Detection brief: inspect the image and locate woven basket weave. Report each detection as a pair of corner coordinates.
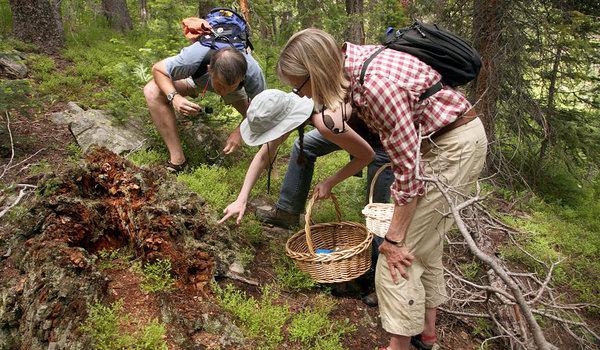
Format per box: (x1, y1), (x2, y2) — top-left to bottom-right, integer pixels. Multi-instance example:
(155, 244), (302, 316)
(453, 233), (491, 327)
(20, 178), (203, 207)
(361, 163), (394, 238)
(285, 193), (372, 283)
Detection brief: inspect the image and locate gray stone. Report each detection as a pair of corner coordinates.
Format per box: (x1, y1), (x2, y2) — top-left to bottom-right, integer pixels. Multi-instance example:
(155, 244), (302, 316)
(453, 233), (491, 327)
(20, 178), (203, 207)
(0, 53), (28, 79)
(228, 261), (245, 275)
(50, 102), (148, 155)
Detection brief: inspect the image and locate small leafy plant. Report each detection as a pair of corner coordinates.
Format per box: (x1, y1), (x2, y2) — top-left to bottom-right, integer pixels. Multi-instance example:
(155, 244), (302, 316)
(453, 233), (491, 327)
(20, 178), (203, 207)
(139, 259), (176, 293)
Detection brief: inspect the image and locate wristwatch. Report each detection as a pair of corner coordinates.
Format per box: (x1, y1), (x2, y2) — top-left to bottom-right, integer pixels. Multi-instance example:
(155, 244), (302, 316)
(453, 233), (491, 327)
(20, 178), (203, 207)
(384, 235), (405, 247)
(166, 90), (179, 103)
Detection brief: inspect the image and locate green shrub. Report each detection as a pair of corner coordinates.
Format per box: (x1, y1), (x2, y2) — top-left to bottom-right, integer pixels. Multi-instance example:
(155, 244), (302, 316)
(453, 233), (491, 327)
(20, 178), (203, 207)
(215, 284), (290, 350)
(139, 259), (175, 293)
(272, 243), (316, 292)
(289, 295), (355, 350)
(81, 300), (168, 350)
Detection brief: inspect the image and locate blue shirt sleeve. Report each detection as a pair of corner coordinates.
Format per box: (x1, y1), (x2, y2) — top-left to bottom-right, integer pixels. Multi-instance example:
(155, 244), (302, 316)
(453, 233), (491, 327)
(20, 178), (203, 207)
(243, 54), (266, 99)
(164, 42), (211, 81)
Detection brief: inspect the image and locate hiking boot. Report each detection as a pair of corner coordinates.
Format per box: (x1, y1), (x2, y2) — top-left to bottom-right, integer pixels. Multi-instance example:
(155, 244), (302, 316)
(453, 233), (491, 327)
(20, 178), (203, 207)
(411, 334), (437, 350)
(361, 291), (378, 307)
(256, 206), (300, 229)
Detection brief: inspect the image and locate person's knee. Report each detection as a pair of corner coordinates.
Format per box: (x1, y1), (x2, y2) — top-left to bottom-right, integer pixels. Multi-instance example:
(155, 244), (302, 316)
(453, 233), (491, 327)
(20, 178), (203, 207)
(143, 80), (164, 105)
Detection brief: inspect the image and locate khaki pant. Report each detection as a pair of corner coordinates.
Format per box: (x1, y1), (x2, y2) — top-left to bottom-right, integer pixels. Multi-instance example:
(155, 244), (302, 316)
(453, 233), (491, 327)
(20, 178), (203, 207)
(375, 118), (487, 336)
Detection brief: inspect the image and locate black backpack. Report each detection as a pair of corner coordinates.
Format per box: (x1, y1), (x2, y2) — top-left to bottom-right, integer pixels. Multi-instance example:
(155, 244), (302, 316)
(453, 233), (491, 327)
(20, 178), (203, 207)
(360, 20), (482, 100)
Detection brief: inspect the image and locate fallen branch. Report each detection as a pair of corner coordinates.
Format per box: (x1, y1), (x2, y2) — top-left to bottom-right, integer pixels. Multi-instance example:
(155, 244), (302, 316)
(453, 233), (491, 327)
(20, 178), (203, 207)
(0, 111), (15, 180)
(0, 188), (30, 218)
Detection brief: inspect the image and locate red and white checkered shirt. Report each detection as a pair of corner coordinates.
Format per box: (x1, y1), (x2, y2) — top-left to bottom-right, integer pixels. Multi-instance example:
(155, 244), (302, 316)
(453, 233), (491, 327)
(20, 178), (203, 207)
(343, 42), (471, 205)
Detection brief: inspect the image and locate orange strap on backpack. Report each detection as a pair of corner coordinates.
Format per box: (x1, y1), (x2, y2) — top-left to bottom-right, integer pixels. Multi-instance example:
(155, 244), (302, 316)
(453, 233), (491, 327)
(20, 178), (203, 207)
(181, 17), (212, 42)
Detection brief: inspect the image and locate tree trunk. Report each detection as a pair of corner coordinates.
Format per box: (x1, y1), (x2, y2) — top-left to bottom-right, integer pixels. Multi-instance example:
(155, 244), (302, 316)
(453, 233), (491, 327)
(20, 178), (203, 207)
(471, 0), (506, 172)
(539, 45), (562, 163)
(139, 0), (148, 23)
(239, 0), (250, 25)
(198, 0), (216, 17)
(344, 0), (365, 44)
(8, 0), (64, 54)
(101, 0), (133, 32)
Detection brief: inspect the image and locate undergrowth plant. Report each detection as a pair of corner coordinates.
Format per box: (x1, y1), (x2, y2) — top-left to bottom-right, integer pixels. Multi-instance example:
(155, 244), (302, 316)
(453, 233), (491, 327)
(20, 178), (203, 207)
(81, 300), (168, 350)
(215, 284), (290, 350)
(271, 242), (316, 292)
(138, 259), (176, 293)
(289, 294), (356, 349)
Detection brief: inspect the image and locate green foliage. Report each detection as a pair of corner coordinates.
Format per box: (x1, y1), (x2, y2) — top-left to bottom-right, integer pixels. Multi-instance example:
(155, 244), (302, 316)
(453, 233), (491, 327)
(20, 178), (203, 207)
(238, 214), (264, 246)
(127, 149), (164, 167)
(177, 164), (240, 211)
(27, 160), (52, 175)
(458, 261), (481, 281)
(272, 243), (316, 292)
(471, 317), (494, 339)
(97, 248), (135, 270)
(289, 295), (356, 350)
(81, 300), (168, 350)
(215, 284), (290, 349)
(0, 0), (11, 36)
(0, 79), (32, 112)
(139, 259), (176, 293)
(498, 194), (600, 305)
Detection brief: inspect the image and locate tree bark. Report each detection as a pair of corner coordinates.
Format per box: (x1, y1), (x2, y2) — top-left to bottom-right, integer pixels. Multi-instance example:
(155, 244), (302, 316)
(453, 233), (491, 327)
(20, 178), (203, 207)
(539, 45), (562, 162)
(471, 0), (506, 172)
(344, 0), (365, 44)
(239, 0), (250, 25)
(101, 0), (133, 32)
(198, 0), (216, 17)
(8, 0), (65, 54)
(139, 0), (148, 23)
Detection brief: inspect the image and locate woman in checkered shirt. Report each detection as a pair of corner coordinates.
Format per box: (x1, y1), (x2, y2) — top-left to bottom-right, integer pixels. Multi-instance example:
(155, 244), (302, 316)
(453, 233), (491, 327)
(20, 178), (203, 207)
(277, 28), (487, 350)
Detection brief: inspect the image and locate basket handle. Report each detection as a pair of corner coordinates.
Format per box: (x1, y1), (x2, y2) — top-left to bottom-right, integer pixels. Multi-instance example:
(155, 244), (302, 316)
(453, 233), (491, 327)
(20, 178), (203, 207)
(304, 192), (343, 256)
(368, 163), (392, 204)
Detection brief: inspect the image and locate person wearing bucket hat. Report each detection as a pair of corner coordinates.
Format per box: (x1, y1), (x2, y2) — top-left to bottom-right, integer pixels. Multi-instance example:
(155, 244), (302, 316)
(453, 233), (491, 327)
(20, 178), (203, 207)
(218, 89), (376, 225)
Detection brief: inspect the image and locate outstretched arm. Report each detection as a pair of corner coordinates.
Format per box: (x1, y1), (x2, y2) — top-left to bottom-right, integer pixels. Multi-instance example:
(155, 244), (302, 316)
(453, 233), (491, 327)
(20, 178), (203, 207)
(219, 134), (288, 224)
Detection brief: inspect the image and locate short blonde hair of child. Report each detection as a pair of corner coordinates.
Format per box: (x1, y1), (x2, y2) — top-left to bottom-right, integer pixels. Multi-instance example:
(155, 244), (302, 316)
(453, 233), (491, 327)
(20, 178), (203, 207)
(277, 28), (349, 109)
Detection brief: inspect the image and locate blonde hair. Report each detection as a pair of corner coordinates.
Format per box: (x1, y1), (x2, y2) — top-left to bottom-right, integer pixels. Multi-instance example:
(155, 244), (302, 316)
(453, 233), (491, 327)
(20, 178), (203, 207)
(277, 28), (349, 109)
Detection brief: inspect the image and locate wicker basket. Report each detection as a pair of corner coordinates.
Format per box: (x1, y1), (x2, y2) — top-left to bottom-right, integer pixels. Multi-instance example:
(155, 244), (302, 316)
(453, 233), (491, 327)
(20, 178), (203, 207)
(361, 163), (394, 238)
(285, 193), (372, 283)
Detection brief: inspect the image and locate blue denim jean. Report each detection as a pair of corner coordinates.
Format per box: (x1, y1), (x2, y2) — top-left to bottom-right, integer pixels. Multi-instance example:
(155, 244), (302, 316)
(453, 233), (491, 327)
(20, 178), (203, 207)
(276, 129), (393, 271)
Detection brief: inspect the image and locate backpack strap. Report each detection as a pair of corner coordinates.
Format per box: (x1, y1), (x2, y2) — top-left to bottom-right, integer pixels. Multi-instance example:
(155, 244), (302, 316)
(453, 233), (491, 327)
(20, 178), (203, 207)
(359, 46), (442, 102)
(359, 47), (386, 85)
(191, 49), (215, 80)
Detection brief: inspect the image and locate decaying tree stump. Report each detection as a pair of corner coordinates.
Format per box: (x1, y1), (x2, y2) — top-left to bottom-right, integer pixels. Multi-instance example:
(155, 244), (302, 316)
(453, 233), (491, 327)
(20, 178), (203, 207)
(0, 147), (243, 349)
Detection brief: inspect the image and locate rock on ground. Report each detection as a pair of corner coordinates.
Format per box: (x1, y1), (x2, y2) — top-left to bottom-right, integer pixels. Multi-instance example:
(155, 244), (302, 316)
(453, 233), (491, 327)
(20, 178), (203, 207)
(0, 52), (28, 79)
(49, 102), (149, 155)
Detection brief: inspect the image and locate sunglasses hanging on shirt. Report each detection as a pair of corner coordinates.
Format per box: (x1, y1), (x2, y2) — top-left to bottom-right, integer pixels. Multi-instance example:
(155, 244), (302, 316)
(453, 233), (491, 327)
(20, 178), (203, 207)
(322, 102), (348, 134)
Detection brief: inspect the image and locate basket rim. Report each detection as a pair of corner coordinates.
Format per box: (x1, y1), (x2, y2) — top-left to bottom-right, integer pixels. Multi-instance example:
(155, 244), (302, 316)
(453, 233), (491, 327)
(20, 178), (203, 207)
(285, 221), (371, 258)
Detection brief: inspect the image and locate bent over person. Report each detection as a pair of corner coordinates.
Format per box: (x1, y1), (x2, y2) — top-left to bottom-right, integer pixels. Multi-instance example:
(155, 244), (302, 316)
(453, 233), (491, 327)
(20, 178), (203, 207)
(277, 28), (487, 350)
(144, 17), (266, 172)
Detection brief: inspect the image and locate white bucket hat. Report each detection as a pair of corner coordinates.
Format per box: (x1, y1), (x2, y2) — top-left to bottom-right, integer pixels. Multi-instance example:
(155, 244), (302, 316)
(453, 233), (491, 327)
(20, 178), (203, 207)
(240, 89), (314, 146)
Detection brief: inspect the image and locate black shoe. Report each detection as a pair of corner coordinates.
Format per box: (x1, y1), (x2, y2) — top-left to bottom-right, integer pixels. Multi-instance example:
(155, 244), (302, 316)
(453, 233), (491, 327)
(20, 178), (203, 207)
(164, 160), (187, 173)
(410, 334), (436, 350)
(361, 291), (378, 307)
(256, 206), (300, 229)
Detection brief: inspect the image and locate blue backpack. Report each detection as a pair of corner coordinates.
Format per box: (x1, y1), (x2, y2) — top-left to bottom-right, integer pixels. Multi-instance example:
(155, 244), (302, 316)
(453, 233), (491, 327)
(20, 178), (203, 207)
(198, 8), (252, 51)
